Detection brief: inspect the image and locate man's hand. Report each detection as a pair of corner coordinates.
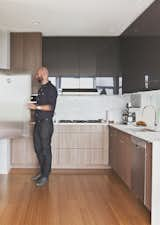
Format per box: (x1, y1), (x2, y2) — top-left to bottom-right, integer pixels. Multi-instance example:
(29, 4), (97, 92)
(27, 103), (37, 110)
(27, 103), (52, 111)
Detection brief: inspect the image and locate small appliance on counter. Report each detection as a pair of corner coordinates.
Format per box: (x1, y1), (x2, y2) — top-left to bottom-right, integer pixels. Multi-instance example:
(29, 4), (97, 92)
(122, 102), (136, 124)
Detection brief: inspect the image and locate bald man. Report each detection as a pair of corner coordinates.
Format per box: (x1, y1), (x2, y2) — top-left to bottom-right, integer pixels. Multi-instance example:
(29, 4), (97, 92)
(28, 67), (57, 187)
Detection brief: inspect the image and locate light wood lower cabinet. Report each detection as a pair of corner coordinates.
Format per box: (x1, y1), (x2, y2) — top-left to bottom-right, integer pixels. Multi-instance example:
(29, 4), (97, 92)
(109, 126), (152, 211)
(11, 137), (38, 168)
(11, 124), (108, 169)
(52, 124), (108, 168)
(109, 127), (132, 188)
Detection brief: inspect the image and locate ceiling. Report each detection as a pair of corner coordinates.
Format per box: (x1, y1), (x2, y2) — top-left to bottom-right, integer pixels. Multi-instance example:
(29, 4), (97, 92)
(0, 0), (155, 36)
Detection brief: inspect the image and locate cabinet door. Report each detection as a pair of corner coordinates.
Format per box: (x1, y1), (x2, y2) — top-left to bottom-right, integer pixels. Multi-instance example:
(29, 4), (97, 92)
(116, 131), (132, 188)
(56, 38), (79, 75)
(11, 32), (42, 74)
(131, 138), (145, 202)
(79, 38), (96, 75)
(53, 124), (108, 168)
(145, 143), (152, 210)
(11, 137), (38, 168)
(120, 37), (159, 93)
(0, 31), (10, 69)
(109, 127), (118, 171)
(11, 33), (24, 71)
(23, 33), (42, 74)
(43, 37), (59, 75)
(96, 38), (120, 75)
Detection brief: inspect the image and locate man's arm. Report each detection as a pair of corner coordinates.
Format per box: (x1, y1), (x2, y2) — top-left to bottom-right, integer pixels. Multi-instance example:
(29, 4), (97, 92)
(28, 103), (52, 111)
(28, 86), (57, 112)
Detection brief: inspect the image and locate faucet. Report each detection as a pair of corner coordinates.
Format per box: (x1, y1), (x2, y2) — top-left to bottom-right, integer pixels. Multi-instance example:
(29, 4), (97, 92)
(142, 105), (157, 127)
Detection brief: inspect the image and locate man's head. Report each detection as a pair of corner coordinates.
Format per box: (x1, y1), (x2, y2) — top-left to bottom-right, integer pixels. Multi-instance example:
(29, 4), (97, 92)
(35, 67), (49, 84)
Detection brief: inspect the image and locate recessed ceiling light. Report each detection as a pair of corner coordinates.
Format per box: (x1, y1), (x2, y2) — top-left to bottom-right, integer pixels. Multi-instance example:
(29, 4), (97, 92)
(32, 21), (40, 25)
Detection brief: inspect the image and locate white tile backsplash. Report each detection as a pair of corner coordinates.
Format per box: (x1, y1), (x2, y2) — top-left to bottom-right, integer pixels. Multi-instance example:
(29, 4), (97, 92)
(54, 89), (160, 126)
(55, 95), (126, 123)
(126, 89), (160, 127)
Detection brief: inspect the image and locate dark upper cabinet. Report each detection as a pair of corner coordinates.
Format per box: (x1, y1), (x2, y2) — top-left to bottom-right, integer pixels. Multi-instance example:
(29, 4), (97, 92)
(120, 0), (160, 94)
(56, 38), (79, 75)
(43, 37), (121, 77)
(120, 37), (160, 93)
(78, 38), (96, 76)
(96, 38), (120, 75)
(120, 37), (145, 93)
(43, 38), (79, 76)
(43, 38), (58, 75)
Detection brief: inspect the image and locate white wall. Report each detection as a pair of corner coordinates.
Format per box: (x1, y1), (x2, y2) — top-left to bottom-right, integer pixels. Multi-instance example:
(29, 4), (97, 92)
(55, 94), (126, 123)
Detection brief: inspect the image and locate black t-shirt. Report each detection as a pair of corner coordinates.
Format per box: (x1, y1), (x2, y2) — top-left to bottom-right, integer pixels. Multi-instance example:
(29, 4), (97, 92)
(35, 81), (57, 121)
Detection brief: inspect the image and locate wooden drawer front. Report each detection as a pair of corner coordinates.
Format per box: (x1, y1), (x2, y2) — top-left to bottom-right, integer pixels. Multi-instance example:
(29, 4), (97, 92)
(52, 149), (107, 168)
(11, 138), (38, 167)
(52, 133), (104, 149)
(54, 124), (105, 133)
(54, 125), (80, 133)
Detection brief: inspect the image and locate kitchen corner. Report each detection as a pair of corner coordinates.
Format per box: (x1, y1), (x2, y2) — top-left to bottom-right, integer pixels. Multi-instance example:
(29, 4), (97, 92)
(109, 122), (160, 225)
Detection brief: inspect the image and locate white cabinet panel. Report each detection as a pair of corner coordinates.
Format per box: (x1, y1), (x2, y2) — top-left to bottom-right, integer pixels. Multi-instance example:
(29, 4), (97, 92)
(0, 31), (10, 69)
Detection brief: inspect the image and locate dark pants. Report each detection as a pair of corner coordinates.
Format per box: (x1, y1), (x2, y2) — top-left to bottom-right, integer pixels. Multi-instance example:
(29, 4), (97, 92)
(33, 119), (53, 178)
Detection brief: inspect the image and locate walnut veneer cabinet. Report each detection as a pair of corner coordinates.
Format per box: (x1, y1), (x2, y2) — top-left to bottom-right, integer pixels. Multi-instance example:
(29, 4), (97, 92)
(10, 32), (42, 92)
(109, 126), (152, 211)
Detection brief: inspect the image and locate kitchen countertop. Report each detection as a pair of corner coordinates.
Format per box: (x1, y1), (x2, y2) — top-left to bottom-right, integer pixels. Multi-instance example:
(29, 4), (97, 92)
(1, 121), (160, 142)
(0, 121), (108, 139)
(110, 123), (160, 143)
(0, 122), (27, 139)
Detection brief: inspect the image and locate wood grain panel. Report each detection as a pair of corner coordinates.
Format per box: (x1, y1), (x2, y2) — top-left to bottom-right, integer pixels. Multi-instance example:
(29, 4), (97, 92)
(11, 125), (108, 169)
(10, 33), (24, 71)
(145, 142), (152, 210)
(10, 32), (42, 93)
(23, 32), (42, 74)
